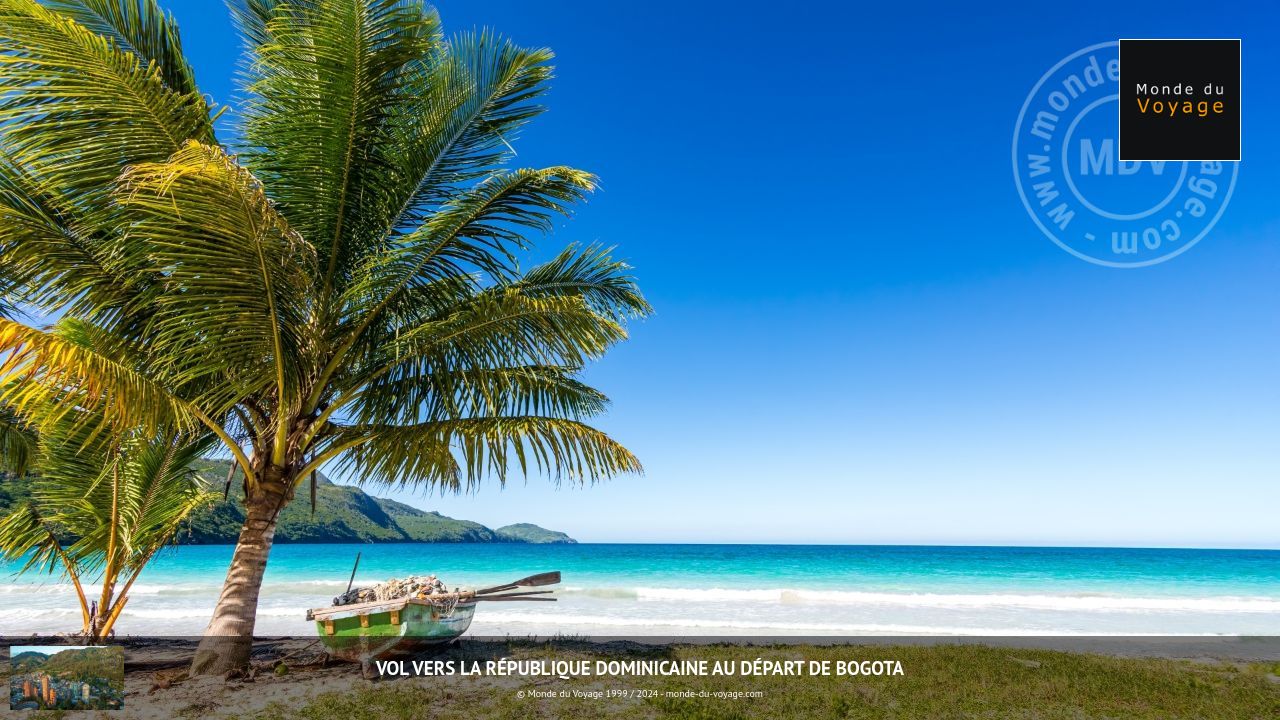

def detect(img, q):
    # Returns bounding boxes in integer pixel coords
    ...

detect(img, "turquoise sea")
[3,544,1278,636]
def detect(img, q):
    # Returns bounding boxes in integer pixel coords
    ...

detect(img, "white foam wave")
[473,611,1201,636]
[0,607,79,620]
[618,588,1280,613]
[125,608,214,619]
[126,605,306,620]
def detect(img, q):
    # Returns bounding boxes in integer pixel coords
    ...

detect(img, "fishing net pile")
[332,575,449,606]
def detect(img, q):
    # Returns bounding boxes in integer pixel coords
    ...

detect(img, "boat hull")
[312,598,476,665]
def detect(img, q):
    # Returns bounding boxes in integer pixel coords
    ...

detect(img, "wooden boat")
[305,571,559,675]
[307,594,477,669]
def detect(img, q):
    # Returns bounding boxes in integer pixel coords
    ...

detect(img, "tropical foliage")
[0,0,646,672]
[0,388,34,475]
[0,277,34,476]
[0,404,215,641]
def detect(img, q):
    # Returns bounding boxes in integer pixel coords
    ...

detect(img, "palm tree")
[0,405,215,642]
[0,0,648,674]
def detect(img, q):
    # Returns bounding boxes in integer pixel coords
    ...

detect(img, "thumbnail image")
[9,645,123,711]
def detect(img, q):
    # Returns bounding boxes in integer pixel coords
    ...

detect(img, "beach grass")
[241,642,1280,720]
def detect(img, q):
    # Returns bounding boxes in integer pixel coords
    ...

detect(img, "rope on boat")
[432,593,459,618]
[333,574,451,606]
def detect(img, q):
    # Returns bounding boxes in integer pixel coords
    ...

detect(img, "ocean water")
[2,544,1277,637]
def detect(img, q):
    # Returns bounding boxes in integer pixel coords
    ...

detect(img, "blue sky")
[166,1,1278,547]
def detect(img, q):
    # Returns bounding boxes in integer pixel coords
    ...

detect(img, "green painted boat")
[306,571,560,676]
[307,595,476,674]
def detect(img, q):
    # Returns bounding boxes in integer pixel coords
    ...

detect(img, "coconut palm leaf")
[235,0,442,299]
[332,415,641,493]
[39,423,215,572]
[385,29,556,231]
[0,147,146,323]
[113,142,318,405]
[0,266,33,474]
[342,293,623,422]
[0,502,66,575]
[0,0,213,207]
[0,317,192,436]
[0,404,34,475]
[0,405,216,636]
[41,0,202,97]
[348,166,600,302]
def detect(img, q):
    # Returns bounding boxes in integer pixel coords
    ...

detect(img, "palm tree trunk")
[189,469,293,675]
[95,458,121,642]
[98,560,147,640]
[54,546,92,636]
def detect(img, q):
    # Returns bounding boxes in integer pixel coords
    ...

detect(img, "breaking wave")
[553,587,1280,614]
[472,611,1209,636]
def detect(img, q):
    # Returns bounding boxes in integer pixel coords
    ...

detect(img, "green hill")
[41,647,124,684]
[496,523,577,544]
[11,651,49,671]
[8,647,123,685]
[1,465,575,545]
[378,498,500,542]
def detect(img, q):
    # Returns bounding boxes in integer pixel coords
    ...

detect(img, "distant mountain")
[11,651,50,671]
[377,497,500,543]
[0,465,576,545]
[8,647,122,683]
[41,647,123,683]
[496,523,577,544]
[173,461,574,544]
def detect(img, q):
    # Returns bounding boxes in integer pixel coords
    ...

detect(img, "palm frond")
[0,150,125,317]
[511,244,653,321]
[115,141,317,407]
[225,0,286,49]
[0,502,65,576]
[339,166,599,340]
[380,29,555,236]
[343,291,626,425]
[7,414,216,583]
[0,317,191,435]
[51,429,215,567]
[0,400,35,475]
[336,415,641,493]
[41,0,203,97]
[350,363,612,437]
[236,0,441,299]
[0,0,213,206]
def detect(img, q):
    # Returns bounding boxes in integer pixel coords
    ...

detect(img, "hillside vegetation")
[0,464,575,545]
[11,647,123,684]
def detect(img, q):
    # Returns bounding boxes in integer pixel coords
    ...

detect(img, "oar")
[346,552,362,594]
[474,595,557,602]
[474,571,561,596]
[473,590,554,599]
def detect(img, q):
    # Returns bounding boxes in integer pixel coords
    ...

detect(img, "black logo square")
[1119,39,1240,161]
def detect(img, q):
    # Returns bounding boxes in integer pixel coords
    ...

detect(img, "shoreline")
[91,540,1280,550]
[6,543,1279,637]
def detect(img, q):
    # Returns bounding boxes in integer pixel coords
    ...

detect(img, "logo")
[1012,42,1237,267]
[1119,39,1240,161]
